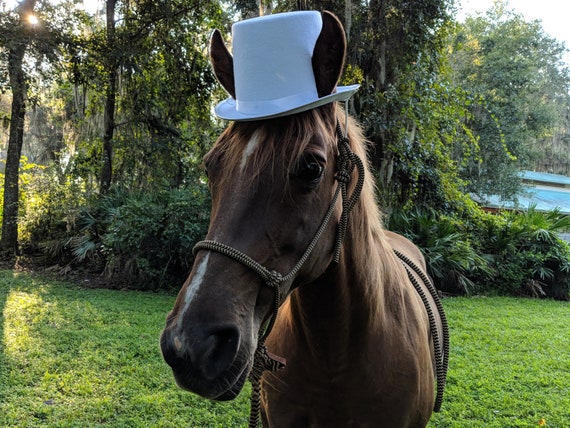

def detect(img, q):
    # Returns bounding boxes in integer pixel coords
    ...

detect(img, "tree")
[62,0,229,192]
[0,0,37,253]
[0,0,89,253]
[450,0,570,201]
[0,0,230,278]
[241,0,464,212]
[100,0,117,193]
[114,0,227,188]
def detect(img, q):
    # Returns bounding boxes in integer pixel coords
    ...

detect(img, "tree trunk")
[100,0,117,193]
[344,0,352,43]
[368,0,388,173]
[0,0,36,254]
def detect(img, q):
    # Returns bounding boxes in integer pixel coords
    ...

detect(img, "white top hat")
[214,11,359,121]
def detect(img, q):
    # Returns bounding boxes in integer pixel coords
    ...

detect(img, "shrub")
[18,165,92,254]
[75,185,211,289]
[20,176,211,290]
[474,206,570,300]
[389,205,570,300]
[388,208,490,295]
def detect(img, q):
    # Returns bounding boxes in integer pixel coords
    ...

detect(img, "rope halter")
[192,119,364,427]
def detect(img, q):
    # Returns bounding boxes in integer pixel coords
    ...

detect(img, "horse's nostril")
[160,329,186,368]
[161,323,241,382]
[173,336,184,352]
[191,325,241,380]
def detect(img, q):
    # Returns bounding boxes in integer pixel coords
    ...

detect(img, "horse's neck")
[288,232,393,359]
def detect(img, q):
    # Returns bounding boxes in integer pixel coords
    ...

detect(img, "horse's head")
[160,11,358,400]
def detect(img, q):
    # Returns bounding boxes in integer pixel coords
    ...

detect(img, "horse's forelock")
[206,106,338,189]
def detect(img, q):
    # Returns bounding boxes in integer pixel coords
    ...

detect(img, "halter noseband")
[192,120,364,427]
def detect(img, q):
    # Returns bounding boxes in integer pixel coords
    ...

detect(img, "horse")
[160,11,447,428]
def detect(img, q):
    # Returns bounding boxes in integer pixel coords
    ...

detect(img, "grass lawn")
[0,270,250,427]
[428,297,570,428]
[1,270,569,427]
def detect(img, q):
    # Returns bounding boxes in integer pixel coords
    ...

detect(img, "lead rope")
[393,249,449,412]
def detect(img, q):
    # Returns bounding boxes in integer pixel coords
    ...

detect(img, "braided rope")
[248,345,285,427]
[248,374,263,427]
[393,249,449,412]
[333,121,365,263]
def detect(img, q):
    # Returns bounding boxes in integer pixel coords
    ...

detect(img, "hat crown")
[232,11,322,111]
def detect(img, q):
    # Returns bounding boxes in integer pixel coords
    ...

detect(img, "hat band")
[236,90,319,116]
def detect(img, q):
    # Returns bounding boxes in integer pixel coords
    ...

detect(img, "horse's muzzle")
[160,322,249,400]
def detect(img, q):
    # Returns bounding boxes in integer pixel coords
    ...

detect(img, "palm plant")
[389,208,490,295]
[478,204,570,299]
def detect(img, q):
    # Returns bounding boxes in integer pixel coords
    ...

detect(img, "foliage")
[0,156,49,237]
[473,206,570,300]
[1,0,228,265]
[264,0,466,212]
[1,0,230,193]
[19,177,210,289]
[93,185,210,288]
[0,0,83,90]
[356,0,469,212]
[96,0,227,189]
[0,0,89,252]
[389,208,490,295]
[369,57,478,212]
[2,274,569,426]
[389,206,570,300]
[450,0,570,200]
[12,157,97,264]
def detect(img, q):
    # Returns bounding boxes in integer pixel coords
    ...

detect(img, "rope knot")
[252,344,286,377]
[261,270,283,289]
[335,169,351,184]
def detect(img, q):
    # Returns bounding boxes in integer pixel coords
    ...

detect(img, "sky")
[457,0,570,62]
[83,0,99,14]
[5,0,569,63]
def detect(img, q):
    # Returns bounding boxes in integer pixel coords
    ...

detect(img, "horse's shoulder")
[383,230,426,270]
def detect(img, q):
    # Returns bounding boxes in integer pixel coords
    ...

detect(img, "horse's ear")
[210,29,236,99]
[312,11,347,98]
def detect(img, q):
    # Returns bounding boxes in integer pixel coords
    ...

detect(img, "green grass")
[1,271,569,427]
[428,297,570,428]
[0,270,250,427]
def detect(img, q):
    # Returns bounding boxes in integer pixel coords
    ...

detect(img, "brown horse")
[160,11,447,428]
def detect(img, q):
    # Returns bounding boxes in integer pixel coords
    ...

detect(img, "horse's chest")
[262,346,430,428]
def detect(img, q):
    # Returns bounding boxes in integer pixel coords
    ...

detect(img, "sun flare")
[27,14,39,25]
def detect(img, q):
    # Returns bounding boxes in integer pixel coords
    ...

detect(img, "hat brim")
[214,84,360,121]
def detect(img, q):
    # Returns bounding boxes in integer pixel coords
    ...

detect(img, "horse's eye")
[293,155,324,184]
